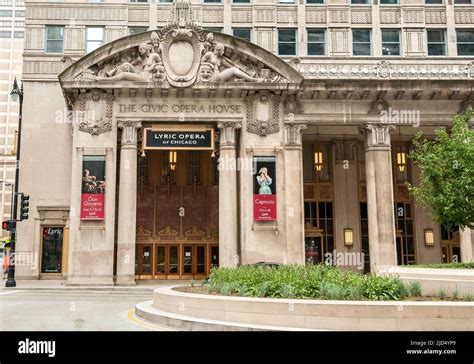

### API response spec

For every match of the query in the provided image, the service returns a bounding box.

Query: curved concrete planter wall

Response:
[135,286,474,331]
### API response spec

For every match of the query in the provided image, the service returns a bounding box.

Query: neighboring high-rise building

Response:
[0,0,24,238]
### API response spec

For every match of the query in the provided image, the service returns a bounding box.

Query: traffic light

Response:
[2,220,11,231]
[20,194,29,221]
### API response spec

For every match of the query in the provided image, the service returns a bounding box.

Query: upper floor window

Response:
[306,0,324,4]
[427,29,446,56]
[129,0,148,3]
[233,0,250,2]
[0,31,11,38]
[203,0,222,3]
[381,29,401,56]
[352,29,371,56]
[380,0,398,4]
[45,26,64,53]
[86,27,104,53]
[159,0,174,2]
[129,26,148,35]
[279,0,295,3]
[351,0,369,4]
[0,10,13,17]
[278,29,297,56]
[233,28,251,42]
[425,0,443,4]
[454,0,474,4]
[15,10,25,17]
[457,29,474,56]
[307,29,325,56]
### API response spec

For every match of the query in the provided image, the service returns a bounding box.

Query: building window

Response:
[425,0,443,3]
[129,27,148,35]
[187,151,201,185]
[41,227,63,273]
[306,0,324,4]
[304,202,334,265]
[15,10,25,17]
[0,10,12,17]
[395,202,416,265]
[381,29,401,56]
[0,31,11,38]
[233,0,250,3]
[13,31,23,38]
[380,0,398,3]
[279,0,295,3]
[359,203,370,272]
[159,0,173,2]
[45,26,64,53]
[203,0,222,3]
[138,155,149,184]
[307,29,325,55]
[233,28,251,42]
[278,29,296,56]
[86,27,104,53]
[129,0,148,3]
[427,29,446,56]
[203,27,223,33]
[457,29,474,56]
[454,0,474,4]
[352,29,371,55]
[351,0,369,3]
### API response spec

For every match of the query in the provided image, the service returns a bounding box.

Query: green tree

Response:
[408,109,474,233]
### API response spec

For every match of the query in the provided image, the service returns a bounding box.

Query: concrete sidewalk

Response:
[0,278,201,291]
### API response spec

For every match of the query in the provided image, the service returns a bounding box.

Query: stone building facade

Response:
[16,0,474,285]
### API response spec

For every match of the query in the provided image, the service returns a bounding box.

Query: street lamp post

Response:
[6,77,23,288]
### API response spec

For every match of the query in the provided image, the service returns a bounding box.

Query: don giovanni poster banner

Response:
[253,156,277,221]
[81,155,106,220]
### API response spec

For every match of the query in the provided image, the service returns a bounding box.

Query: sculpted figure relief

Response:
[201,44,262,83]
[83,5,287,86]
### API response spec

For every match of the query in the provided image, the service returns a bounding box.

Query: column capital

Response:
[358,123,396,150]
[118,120,142,146]
[332,139,358,162]
[217,121,242,146]
[284,121,307,147]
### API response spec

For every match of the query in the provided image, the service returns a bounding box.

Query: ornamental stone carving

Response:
[76,90,114,135]
[368,97,390,116]
[77,2,287,87]
[359,124,396,149]
[246,91,281,137]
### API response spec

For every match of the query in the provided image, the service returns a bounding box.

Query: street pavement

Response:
[0,279,183,331]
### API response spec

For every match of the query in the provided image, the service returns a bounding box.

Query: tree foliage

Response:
[408,109,474,232]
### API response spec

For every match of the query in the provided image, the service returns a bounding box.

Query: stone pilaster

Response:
[217,121,241,267]
[284,122,306,264]
[359,124,397,272]
[332,140,361,266]
[116,120,141,285]
[460,227,473,263]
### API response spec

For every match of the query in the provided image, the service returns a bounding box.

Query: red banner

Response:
[81,155,106,220]
[253,156,277,221]
[253,194,277,221]
[80,193,104,220]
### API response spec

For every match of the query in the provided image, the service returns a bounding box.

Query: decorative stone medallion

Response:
[246,91,281,136]
[77,90,114,135]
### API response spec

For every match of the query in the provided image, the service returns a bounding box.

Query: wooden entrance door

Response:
[136,244,153,279]
[154,244,180,279]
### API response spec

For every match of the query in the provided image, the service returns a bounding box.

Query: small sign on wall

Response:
[80,155,106,220]
[253,156,277,221]
[144,127,214,150]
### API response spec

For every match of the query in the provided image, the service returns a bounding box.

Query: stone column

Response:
[360,124,397,272]
[217,121,241,267]
[332,140,361,266]
[460,227,473,263]
[284,122,306,264]
[116,120,142,286]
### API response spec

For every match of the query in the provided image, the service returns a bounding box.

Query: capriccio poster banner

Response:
[80,155,106,220]
[253,156,277,221]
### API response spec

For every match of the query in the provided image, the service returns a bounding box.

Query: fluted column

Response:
[359,124,397,272]
[116,120,142,285]
[217,121,241,267]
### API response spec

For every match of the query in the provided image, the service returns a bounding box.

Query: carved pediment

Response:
[59,2,302,89]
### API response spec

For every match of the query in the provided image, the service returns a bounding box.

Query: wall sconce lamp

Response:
[169,151,177,171]
[424,229,434,246]
[397,152,406,172]
[314,150,323,172]
[344,228,354,247]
